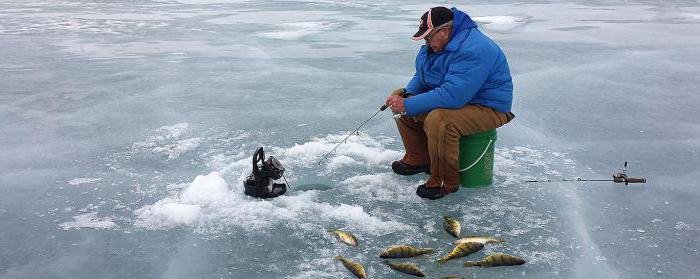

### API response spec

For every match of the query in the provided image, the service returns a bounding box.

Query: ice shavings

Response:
[132,123,202,159]
[134,172,411,235]
[67,177,102,185]
[280,133,402,170]
[151,137,203,159]
[152,123,190,141]
[473,15,530,33]
[340,172,421,203]
[59,212,117,230]
[674,221,694,231]
[135,172,229,228]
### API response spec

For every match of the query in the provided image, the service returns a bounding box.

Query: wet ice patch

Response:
[206,10,338,25]
[257,21,341,40]
[495,146,576,185]
[654,10,700,23]
[168,0,250,4]
[59,212,116,230]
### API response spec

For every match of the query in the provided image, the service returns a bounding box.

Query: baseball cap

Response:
[412,7,453,41]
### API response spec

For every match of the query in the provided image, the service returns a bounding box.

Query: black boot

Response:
[391,161,430,176]
[416,184,459,200]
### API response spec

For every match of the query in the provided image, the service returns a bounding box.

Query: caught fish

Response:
[379,245,436,258]
[443,216,461,238]
[454,236,505,246]
[329,229,358,247]
[383,260,426,277]
[463,253,526,267]
[334,255,367,278]
[437,242,484,265]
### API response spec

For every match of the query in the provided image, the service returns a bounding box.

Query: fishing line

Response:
[317,104,391,165]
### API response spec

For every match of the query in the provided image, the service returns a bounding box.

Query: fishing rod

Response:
[526,161,647,185]
[317,104,400,165]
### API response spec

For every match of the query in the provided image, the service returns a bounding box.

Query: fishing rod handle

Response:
[382,89,407,111]
[626,177,646,184]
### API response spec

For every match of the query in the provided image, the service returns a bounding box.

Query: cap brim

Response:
[412,27,431,41]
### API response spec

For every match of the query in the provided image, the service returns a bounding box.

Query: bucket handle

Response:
[459,139,493,173]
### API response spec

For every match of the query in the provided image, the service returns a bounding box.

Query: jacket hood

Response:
[444,7,477,52]
[451,7,477,34]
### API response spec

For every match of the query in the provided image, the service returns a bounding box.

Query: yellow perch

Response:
[463,253,526,267]
[437,242,484,265]
[379,245,436,258]
[334,255,367,278]
[329,229,358,246]
[454,236,505,246]
[443,216,461,238]
[383,260,426,277]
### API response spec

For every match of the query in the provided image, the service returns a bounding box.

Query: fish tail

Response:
[333,255,342,261]
[437,258,448,265]
[463,261,480,267]
[382,260,391,265]
[424,248,437,254]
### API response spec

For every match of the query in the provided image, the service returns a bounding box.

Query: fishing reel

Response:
[243,147,287,199]
[612,161,647,185]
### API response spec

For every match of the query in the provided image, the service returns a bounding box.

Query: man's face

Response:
[425,27,449,53]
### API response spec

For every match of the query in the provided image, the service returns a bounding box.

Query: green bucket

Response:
[458,129,497,188]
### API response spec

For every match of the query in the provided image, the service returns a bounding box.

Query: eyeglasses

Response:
[424,23,450,42]
[424,27,443,42]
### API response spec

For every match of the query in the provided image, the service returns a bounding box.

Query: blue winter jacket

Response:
[404,7,513,116]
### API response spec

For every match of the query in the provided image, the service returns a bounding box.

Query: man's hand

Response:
[385,95,406,113]
[390,88,405,96]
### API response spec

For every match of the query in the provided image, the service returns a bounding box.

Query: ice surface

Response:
[1,0,699,278]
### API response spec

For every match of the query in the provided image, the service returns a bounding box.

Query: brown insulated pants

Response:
[396,104,514,187]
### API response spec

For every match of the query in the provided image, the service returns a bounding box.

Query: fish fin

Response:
[463,261,479,267]
[426,249,437,254]
[333,255,342,261]
[496,238,506,243]
[436,258,448,265]
[382,260,391,265]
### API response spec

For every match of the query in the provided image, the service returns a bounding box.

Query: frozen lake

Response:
[1,0,699,278]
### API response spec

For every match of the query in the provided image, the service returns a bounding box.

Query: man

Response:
[385,6,515,200]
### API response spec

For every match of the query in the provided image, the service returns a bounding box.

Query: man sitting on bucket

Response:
[386,6,515,200]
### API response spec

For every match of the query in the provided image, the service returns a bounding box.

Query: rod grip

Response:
[380,104,388,111]
[626,177,646,184]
